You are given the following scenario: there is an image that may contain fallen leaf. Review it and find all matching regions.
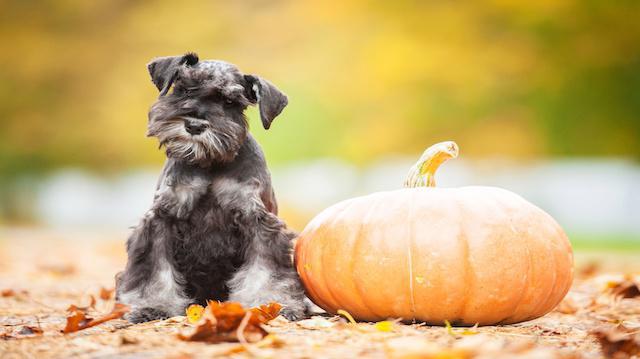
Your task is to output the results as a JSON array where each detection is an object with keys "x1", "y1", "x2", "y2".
[
  {"x1": 186, "y1": 304, "x2": 205, "y2": 324},
  {"x1": 17, "y1": 325, "x2": 43, "y2": 336},
  {"x1": 87, "y1": 295, "x2": 97, "y2": 309},
  {"x1": 444, "y1": 320, "x2": 478, "y2": 336},
  {"x1": 374, "y1": 321, "x2": 394, "y2": 332},
  {"x1": 120, "y1": 334, "x2": 139, "y2": 345},
  {"x1": 607, "y1": 277, "x2": 640, "y2": 299},
  {"x1": 1, "y1": 289, "x2": 15, "y2": 297},
  {"x1": 62, "y1": 303, "x2": 129, "y2": 334},
  {"x1": 250, "y1": 302, "x2": 282, "y2": 322},
  {"x1": 555, "y1": 298, "x2": 578, "y2": 314},
  {"x1": 460, "y1": 324, "x2": 479, "y2": 336},
  {"x1": 579, "y1": 262, "x2": 600, "y2": 278},
  {"x1": 178, "y1": 301, "x2": 281, "y2": 344},
  {"x1": 223, "y1": 334, "x2": 285, "y2": 355},
  {"x1": 591, "y1": 325, "x2": 640, "y2": 358},
  {"x1": 99, "y1": 287, "x2": 115, "y2": 300},
  {"x1": 39, "y1": 263, "x2": 76, "y2": 276},
  {"x1": 296, "y1": 316, "x2": 336, "y2": 330}
]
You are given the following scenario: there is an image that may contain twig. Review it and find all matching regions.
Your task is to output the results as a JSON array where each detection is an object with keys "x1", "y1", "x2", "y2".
[{"x1": 236, "y1": 311, "x2": 261, "y2": 357}]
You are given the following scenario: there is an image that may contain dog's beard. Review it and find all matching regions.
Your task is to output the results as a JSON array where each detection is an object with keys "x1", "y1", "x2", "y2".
[{"x1": 148, "y1": 117, "x2": 246, "y2": 165}]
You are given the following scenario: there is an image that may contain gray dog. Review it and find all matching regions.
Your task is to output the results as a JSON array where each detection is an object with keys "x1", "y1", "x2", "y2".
[{"x1": 115, "y1": 53, "x2": 307, "y2": 323}]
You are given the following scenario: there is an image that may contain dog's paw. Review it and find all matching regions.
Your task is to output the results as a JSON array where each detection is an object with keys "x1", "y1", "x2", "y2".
[
  {"x1": 279, "y1": 306, "x2": 307, "y2": 322},
  {"x1": 125, "y1": 307, "x2": 170, "y2": 323}
]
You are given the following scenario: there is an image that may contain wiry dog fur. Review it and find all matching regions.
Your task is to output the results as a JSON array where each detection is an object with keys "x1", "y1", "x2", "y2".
[{"x1": 115, "y1": 53, "x2": 307, "y2": 323}]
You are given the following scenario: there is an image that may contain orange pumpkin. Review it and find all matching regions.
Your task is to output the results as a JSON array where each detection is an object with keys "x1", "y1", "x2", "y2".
[{"x1": 295, "y1": 141, "x2": 573, "y2": 325}]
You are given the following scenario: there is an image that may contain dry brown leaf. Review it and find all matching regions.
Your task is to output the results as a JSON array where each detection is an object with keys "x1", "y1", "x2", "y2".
[
  {"x1": 39, "y1": 263, "x2": 76, "y2": 276},
  {"x1": 591, "y1": 325, "x2": 640, "y2": 358},
  {"x1": 17, "y1": 325, "x2": 43, "y2": 336},
  {"x1": 579, "y1": 262, "x2": 600, "y2": 278},
  {"x1": 87, "y1": 295, "x2": 97, "y2": 309},
  {"x1": 250, "y1": 302, "x2": 282, "y2": 322},
  {"x1": 607, "y1": 277, "x2": 640, "y2": 299},
  {"x1": 120, "y1": 334, "x2": 140, "y2": 345},
  {"x1": 177, "y1": 301, "x2": 281, "y2": 344},
  {"x1": 99, "y1": 287, "x2": 115, "y2": 300},
  {"x1": 1, "y1": 325, "x2": 44, "y2": 339},
  {"x1": 555, "y1": 298, "x2": 578, "y2": 314},
  {"x1": 224, "y1": 334, "x2": 285, "y2": 355},
  {"x1": 62, "y1": 303, "x2": 129, "y2": 334}
]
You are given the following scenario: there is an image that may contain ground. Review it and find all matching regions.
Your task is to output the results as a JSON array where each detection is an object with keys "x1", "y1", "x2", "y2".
[{"x1": 1, "y1": 228, "x2": 639, "y2": 358}]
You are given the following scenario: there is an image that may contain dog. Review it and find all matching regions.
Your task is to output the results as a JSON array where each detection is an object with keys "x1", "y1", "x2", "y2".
[{"x1": 115, "y1": 52, "x2": 307, "y2": 323}]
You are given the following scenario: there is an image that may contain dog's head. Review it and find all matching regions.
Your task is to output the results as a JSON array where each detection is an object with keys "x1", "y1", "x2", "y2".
[{"x1": 146, "y1": 52, "x2": 288, "y2": 165}]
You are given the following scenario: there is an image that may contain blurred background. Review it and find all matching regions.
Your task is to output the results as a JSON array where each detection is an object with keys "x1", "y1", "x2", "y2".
[{"x1": 1, "y1": 0, "x2": 639, "y2": 250}]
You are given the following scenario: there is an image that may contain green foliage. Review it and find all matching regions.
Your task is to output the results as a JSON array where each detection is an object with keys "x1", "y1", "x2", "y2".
[{"x1": 1, "y1": 0, "x2": 639, "y2": 176}]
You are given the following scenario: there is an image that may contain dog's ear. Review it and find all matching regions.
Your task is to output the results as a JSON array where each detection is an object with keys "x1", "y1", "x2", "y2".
[
  {"x1": 147, "y1": 53, "x2": 199, "y2": 96},
  {"x1": 244, "y1": 75, "x2": 288, "y2": 130}
]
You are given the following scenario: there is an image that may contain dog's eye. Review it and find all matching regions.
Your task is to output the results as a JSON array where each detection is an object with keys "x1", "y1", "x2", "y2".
[{"x1": 224, "y1": 99, "x2": 235, "y2": 107}]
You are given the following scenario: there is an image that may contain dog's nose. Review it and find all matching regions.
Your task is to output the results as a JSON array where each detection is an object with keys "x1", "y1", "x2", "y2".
[{"x1": 184, "y1": 121, "x2": 206, "y2": 135}]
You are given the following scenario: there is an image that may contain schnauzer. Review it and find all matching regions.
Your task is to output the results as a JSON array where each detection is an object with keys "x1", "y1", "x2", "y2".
[{"x1": 115, "y1": 52, "x2": 307, "y2": 323}]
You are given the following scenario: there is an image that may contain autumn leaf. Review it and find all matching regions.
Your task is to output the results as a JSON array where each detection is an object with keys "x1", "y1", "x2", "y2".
[
  {"x1": 555, "y1": 298, "x2": 578, "y2": 314},
  {"x1": 0, "y1": 325, "x2": 43, "y2": 340},
  {"x1": 17, "y1": 325, "x2": 43, "y2": 336},
  {"x1": 1, "y1": 289, "x2": 28, "y2": 298},
  {"x1": 579, "y1": 262, "x2": 600, "y2": 278},
  {"x1": 606, "y1": 276, "x2": 640, "y2": 299},
  {"x1": 39, "y1": 263, "x2": 76, "y2": 276},
  {"x1": 186, "y1": 304, "x2": 205, "y2": 324},
  {"x1": 178, "y1": 302, "x2": 281, "y2": 344},
  {"x1": 591, "y1": 325, "x2": 640, "y2": 358},
  {"x1": 250, "y1": 302, "x2": 282, "y2": 322},
  {"x1": 374, "y1": 321, "x2": 394, "y2": 332},
  {"x1": 99, "y1": 287, "x2": 115, "y2": 300},
  {"x1": 63, "y1": 303, "x2": 129, "y2": 334}
]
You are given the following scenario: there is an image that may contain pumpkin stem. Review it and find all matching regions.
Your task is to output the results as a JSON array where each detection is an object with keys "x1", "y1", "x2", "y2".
[{"x1": 404, "y1": 141, "x2": 459, "y2": 188}]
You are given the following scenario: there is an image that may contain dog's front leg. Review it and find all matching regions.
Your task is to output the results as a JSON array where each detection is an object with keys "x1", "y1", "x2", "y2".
[
  {"x1": 221, "y1": 179, "x2": 307, "y2": 321},
  {"x1": 116, "y1": 214, "x2": 191, "y2": 323}
]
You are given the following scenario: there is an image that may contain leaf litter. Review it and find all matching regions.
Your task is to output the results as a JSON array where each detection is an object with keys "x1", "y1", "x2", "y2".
[{"x1": 2, "y1": 237, "x2": 640, "y2": 358}]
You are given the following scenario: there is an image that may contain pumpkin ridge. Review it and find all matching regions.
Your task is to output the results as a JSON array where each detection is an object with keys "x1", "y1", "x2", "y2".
[
  {"x1": 493, "y1": 202, "x2": 532, "y2": 325},
  {"x1": 350, "y1": 195, "x2": 386, "y2": 320},
  {"x1": 502, "y1": 215, "x2": 532, "y2": 324},
  {"x1": 406, "y1": 192, "x2": 417, "y2": 321},
  {"x1": 296, "y1": 227, "x2": 332, "y2": 312},
  {"x1": 455, "y1": 194, "x2": 472, "y2": 324},
  {"x1": 537, "y1": 224, "x2": 568, "y2": 318},
  {"x1": 528, "y1": 220, "x2": 559, "y2": 321},
  {"x1": 318, "y1": 199, "x2": 361, "y2": 314}
]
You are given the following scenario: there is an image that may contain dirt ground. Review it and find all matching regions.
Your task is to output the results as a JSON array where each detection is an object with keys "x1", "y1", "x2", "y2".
[{"x1": 1, "y1": 228, "x2": 639, "y2": 358}]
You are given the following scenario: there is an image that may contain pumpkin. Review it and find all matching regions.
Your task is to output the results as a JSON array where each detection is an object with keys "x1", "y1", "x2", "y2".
[{"x1": 294, "y1": 141, "x2": 573, "y2": 325}]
